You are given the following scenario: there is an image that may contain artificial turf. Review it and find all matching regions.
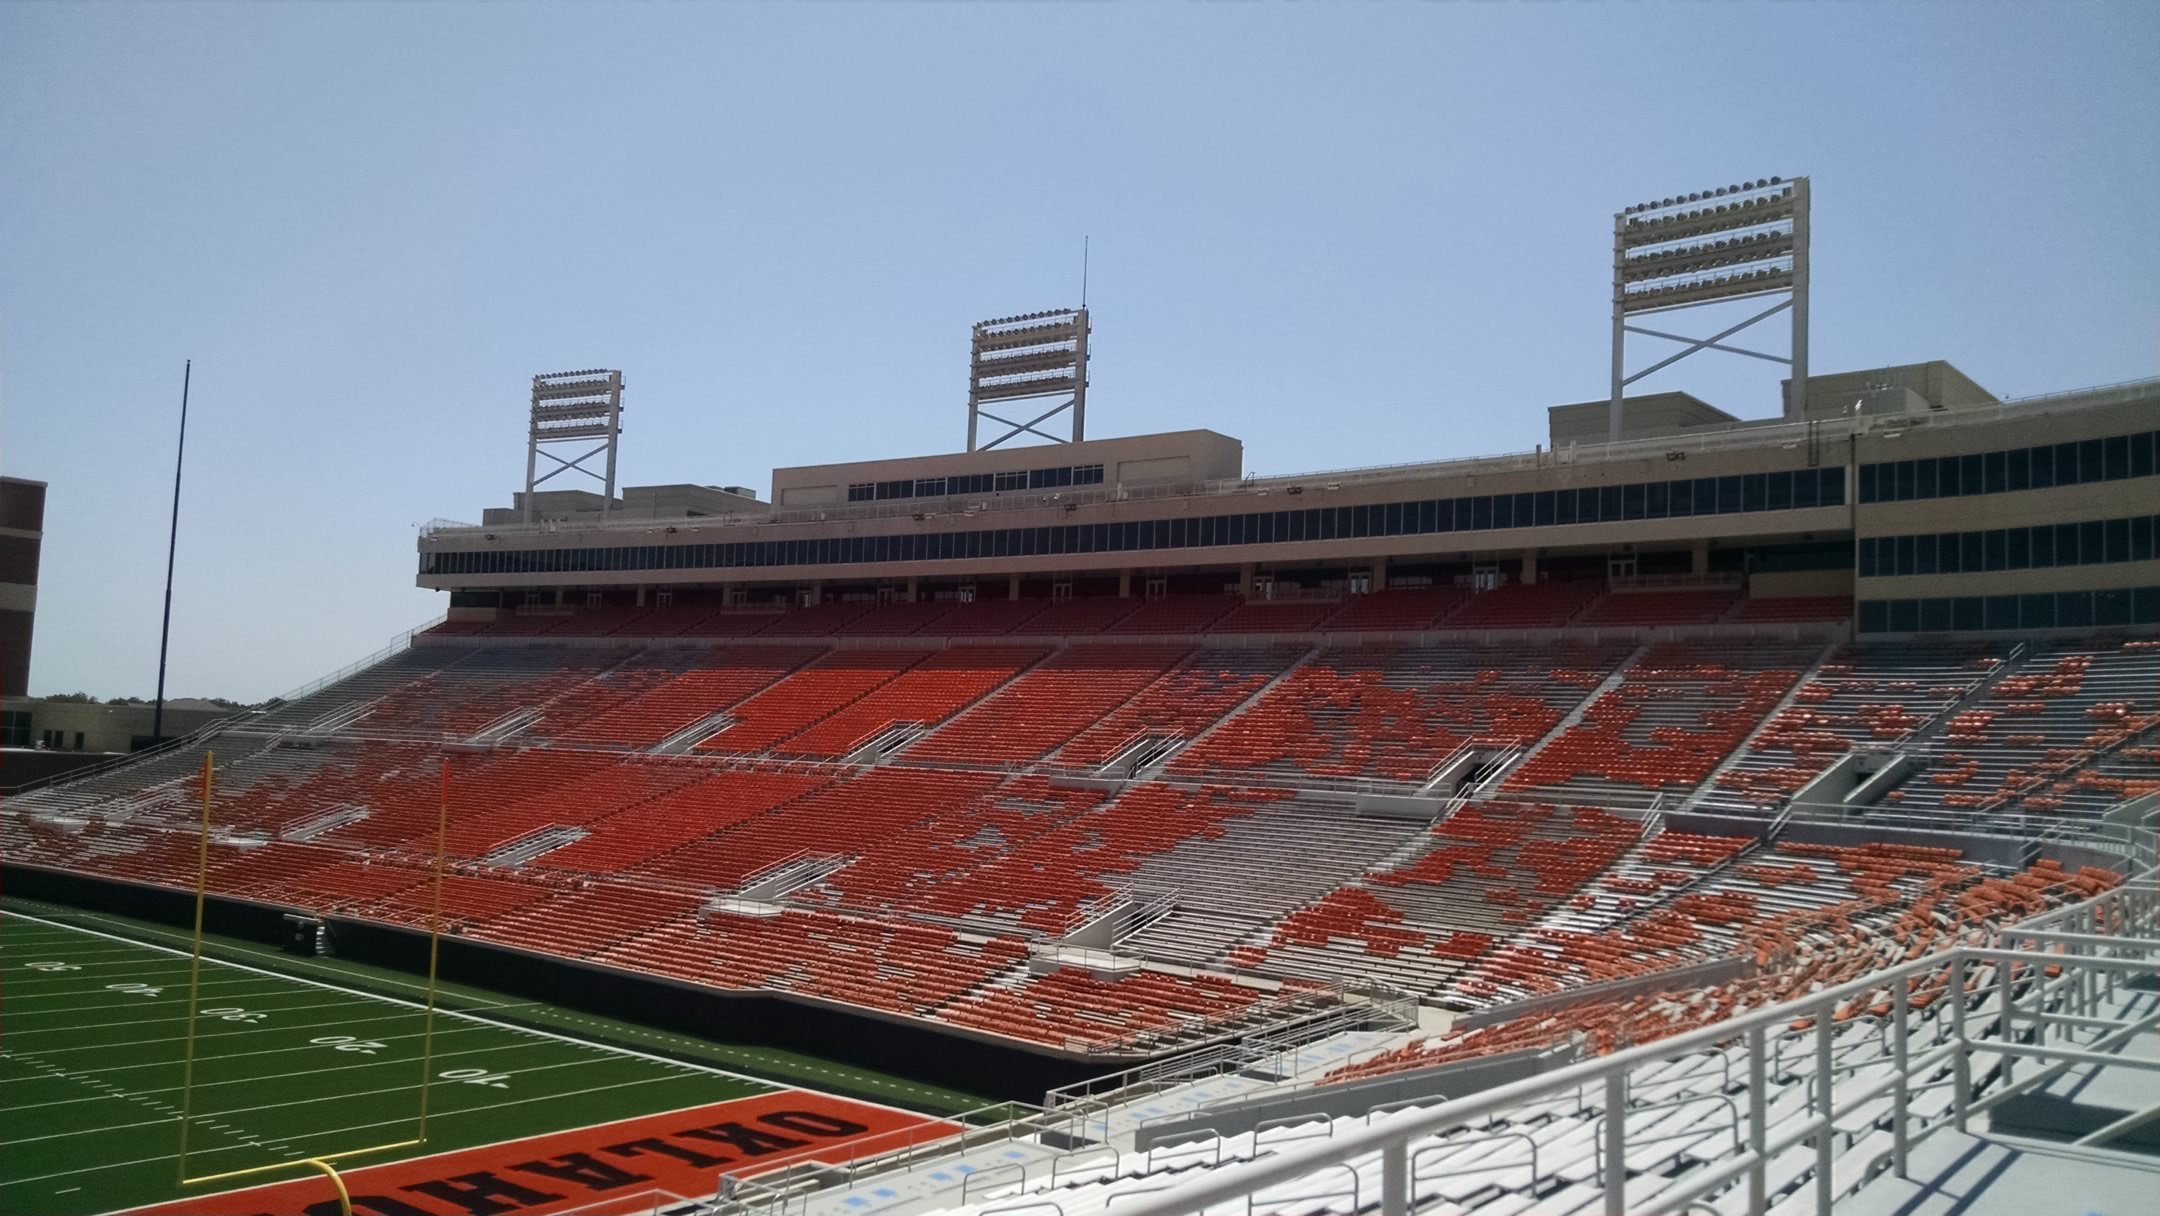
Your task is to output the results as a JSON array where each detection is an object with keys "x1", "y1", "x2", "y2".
[{"x1": 0, "y1": 901, "x2": 986, "y2": 1216}]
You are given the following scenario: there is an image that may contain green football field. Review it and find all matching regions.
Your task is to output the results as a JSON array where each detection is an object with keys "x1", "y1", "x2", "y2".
[{"x1": 0, "y1": 901, "x2": 985, "y2": 1216}]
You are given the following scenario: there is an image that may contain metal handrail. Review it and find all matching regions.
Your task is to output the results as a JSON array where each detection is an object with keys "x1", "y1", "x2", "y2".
[
  {"x1": 3, "y1": 711, "x2": 250, "y2": 796},
  {"x1": 1102, "y1": 870, "x2": 2158, "y2": 1216},
  {"x1": 259, "y1": 613, "x2": 444, "y2": 709}
]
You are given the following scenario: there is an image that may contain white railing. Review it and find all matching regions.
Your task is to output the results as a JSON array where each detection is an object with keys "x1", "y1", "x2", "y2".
[
  {"x1": 258, "y1": 614, "x2": 445, "y2": 710},
  {"x1": 1105, "y1": 873, "x2": 2160, "y2": 1216}
]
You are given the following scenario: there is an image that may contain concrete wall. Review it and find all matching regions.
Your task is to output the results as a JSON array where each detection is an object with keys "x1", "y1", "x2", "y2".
[
  {"x1": 422, "y1": 436, "x2": 1848, "y2": 592},
  {"x1": 770, "y1": 430, "x2": 1245, "y2": 504},
  {"x1": 16, "y1": 700, "x2": 229, "y2": 754},
  {"x1": 1548, "y1": 392, "x2": 1740, "y2": 447},
  {"x1": 1800, "y1": 360, "x2": 1998, "y2": 417}
]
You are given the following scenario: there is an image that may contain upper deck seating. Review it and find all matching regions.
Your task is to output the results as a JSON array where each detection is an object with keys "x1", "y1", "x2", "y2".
[
  {"x1": 1502, "y1": 642, "x2": 1819, "y2": 805},
  {"x1": 808, "y1": 775, "x2": 1115, "y2": 927},
  {"x1": 358, "y1": 647, "x2": 635, "y2": 738},
  {"x1": 544, "y1": 600, "x2": 657, "y2": 636},
  {"x1": 1006, "y1": 597, "x2": 1141, "y2": 635},
  {"x1": 246, "y1": 647, "x2": 469, "y2": 732},
  {"x1": 1710, "y1": 643, "x2": 2007, "y2": 809},
  {"x1": 1892, "y1": 640, "x2": 2160, "y2": 819},
  {"x1": 695, "y1": 649, "x2": 926, "y2": 755},
  {"x1": 759, "y1": 601, "x2": 876, "y2": 636},
  {"x1": 908, "y1": 596, "x2": 1049, "y2": 635},
  {"x1": 1213, "y1": 598, "x2": 1343, "y2": 634},
  {"x1": 539, "y1": 766, "x2": 831, "y2": 876},
  {"x1": 1104, "y1": 595, "x2": 1237, "y2": 634},
  {"x1": 1055, "y1": 647, "x2": 1305, "y2": 767},
  {"x1": 908, "y1": 645, "x2": 1193, "y2": 763},
  {"x1": 1171, "y1": 642, "x2": 1628, "y2": 783},
  {"x1": 550, "y1": 645, "x2": 824, "y2": 747},
  {"x1": 1322, "y1": 587, "x2": 1473, "y2": 632},
  {"x1": 1445, "y1": 581, "x2": 1603, "y2": 630},
  {"x1": 1575, "y1": 587, "x2": 1741, "y2": 627},
  {"x1": 774, "y1": 646, "x2": 1045, "y2": 758},
  {"x1": 5, "y1": 626, "x2": 2145, "y2": 1065},
  {"x1": 630, "y1": 766, "x2": 1007, "y2": 890},
  {"x1": 833, "y1": 599, "x2": 959, "y2": 636},
  {"x1": 673, "y1": 607, "x2": 787, "y2": 637}
]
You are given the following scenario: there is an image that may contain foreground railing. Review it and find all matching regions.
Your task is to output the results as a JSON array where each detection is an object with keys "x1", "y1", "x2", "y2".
[{"x1": 1104, "y1": 874, "x2": 2159, "y2": 1216}]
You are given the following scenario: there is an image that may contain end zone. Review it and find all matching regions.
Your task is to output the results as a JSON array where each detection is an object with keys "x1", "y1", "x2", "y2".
[{"x1": 123, "y1": 1091, "x2": 956, "y2": 1216}]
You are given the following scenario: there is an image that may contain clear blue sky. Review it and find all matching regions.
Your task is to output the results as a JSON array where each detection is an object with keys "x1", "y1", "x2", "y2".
[{"x1": 3, "y1": 2, "x2": 2155, "y2": 702}]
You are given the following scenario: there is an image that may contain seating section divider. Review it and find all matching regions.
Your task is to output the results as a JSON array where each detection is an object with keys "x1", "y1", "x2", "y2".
[{"x1": 4, "y1": 627, "x2": 2147, "y2": 1061}]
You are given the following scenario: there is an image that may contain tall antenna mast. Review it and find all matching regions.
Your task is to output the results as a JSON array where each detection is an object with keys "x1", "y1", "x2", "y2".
[{"x1": 1081, "y1": 236, "x2": 1090, "y2": 309}]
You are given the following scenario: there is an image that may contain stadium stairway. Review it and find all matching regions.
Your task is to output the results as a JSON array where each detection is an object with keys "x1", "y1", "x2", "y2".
[
  {"x1": 1703, "y1": 643, "x2": 2017, "y2": 814},
  {"x1": 820, "y1": 921, "x2": 2139, "y2": 1216}
]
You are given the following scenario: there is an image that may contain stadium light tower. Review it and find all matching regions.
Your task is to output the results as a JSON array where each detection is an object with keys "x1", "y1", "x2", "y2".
[
  {"x1": 1609, "y1": 177, "x2": 1810, "y2": 442},
  {"x1": 522, "y1": 369, "x2": 625, "y2": 524},
  {"x1": 966, "y1": 309, "x2": 1090, "y2": 451}
]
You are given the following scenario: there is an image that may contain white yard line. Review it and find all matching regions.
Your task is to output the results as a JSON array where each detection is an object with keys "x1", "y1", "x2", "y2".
[
  {"x1": 0, "y1": 1038, "x2": 551, "y2": 1113},
  {"x1": 0, "y1": 1052, "x2": 628, "y2": 1148},
  {"x1": 0, "y1": 910, "x2": 892, "y2": 1107},
  {"x1": 1, "y1": 979, "x2": 300, "y2": 1016},
  {"x1": 6, "y1": 904, "x2": 513, "y2": 1008},
  {"x1": 1, "y1": 1072, "x2": 710, "y2": 1190},
  {"x1": 4, "y1": 1022, "x2": 497, "y2": 1076},
  {"x1": 0, "y1": 993, "x2": 455, "y2": 1038}
]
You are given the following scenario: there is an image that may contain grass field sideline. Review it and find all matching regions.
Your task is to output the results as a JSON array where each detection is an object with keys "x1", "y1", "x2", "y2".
[
  {"x1": 0, "y1": 904, "x2": 980, "y2": 1216},
  {"x1": 0, "y1": 896, "x2": 989, "y2": 1114}
]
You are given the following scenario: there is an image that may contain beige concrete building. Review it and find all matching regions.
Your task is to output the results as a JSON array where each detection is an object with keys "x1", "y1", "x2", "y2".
[{"x1": 416, "y1": 363, "x2": 2160, "y2": 639}]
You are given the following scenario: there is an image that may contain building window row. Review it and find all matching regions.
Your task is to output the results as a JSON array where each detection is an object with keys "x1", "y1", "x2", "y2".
[
  {"x1": 846, "y1": 463, "x2": 1107, "y2": 503},
  {"x1": 1858, "y1": 429, "x2": 2157, "y2": 505},
  {"x1": 1858, "y1": 514, "x2": 2158, "y2": 579},
  {"x1": 420, "y1": 466, "x2": 1845, "y2": 578},
  {"x1": 1858, "y1": 586, "x2": 2160, "y2": 634}
]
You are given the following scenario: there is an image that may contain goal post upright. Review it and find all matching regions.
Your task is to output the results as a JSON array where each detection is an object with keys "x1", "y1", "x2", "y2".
[{"x1": 171, "y1": 750, "x2": 453, "y2": 1203}]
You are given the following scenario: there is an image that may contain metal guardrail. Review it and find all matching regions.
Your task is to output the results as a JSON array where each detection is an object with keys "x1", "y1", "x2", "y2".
[
  {"x1": 4, "y1": 710, "x2": 251, "y2": 796},
  {"x1": 1101, "y1": 873, "x2": 2160, "y2": 1216},
  {"x1": 257, "y1": 614, "x2": 445, "y2": 710}
]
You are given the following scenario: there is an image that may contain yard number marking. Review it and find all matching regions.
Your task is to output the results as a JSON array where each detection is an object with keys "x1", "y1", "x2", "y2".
[
  {"x1": 200, "y1": 1006, "x2": 267, "y2": 1023},
  {"x1": 311, "y1": 1035, "x2": 387, "y2": 1055},
  {"x1": 25, "y1": 961, "x2": 80, "y2": 972},
  {"x1": 439, "y1": 1067, "x2": 511, "y2": 1089},
  {"x1": 107, "y1": 981, "x2": 164, "y2": 997}
]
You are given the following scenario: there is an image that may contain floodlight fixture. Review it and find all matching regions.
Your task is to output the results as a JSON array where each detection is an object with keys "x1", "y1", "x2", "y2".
[
  {"x1": 1607, "y1": 176, "x2": 1810, "y2": 441},
  {"x1": 522, "y1": 368, "x2": 625, "y2": 523},
  {"x1": 965, "y1": 308, "x2": 1090, "y2": 451}
]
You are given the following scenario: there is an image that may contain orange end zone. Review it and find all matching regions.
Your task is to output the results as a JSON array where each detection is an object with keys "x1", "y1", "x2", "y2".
[{"x1": 125, "y1": 1090, "x2": 958, "y2": 1216}]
